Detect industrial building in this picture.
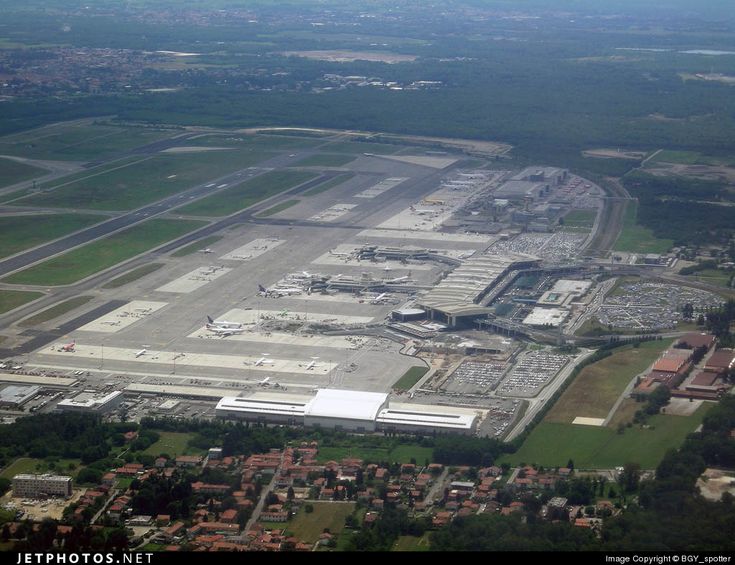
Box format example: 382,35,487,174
12,474,72,499
215,389,478,435
0,385,41,408
57,390,123,413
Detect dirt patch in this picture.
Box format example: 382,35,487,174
696,468,735,502
663,397,703,417
645,163,735,184
583,149,647,160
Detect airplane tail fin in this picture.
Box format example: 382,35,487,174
207,315,214,324
258,284,266,292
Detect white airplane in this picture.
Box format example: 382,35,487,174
257,377,270,385
208,327,245,337
272,287,303,296
329,249,351,257
60,340,75,352
206,316,242,329
135,349,148,358
370,293,389,304
254,356,274,366
385,275,411,284
198,248,214,254
300,357,320,370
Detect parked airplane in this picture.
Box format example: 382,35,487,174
208,327,245,337
370,293,389,304
135,349,147,358
254,356,274,367
206,316,242,329
198,248,214,254
300,357,320,371
258,284,302,297
385,275,411,284
329,249,351,257
60,340,75,352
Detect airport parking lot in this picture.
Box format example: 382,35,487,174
496,350,570,397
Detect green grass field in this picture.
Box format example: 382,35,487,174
502,404,711,469
0,457,82,479
302,173,355,196
688,269,733,288
392,366,429,391
257,199,301,217
545,340,673,424
0,157,46,188
647,150,730,167
3,219,205,286
270,502,355,543
0,290,43,314
142,432,204,457
0,214,105,259
316,445,433,465
18,296,93,327
102,263,164,289
0,123,175,161
170,235,223,257
614,201,673,254
179,170,317,216
192,133,322,150
393,534,431,552
20,150,273,210
294,154,356,167
561,209,596,230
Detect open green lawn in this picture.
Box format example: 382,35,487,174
179,170,317,216
647,150,730,167
170,235,223,257
19,150,273,210
0,290,43,314
0,123,175,161
561,209,596,230
3,219,205,286
281,502,355,543
0,214,105,259
102,263,164,289
614,201,673,254
545,340,673,424
1,457,82,479
502,403,712,469
19,296,93,327
294,154,356,167
317,445,433,465
688,269,733,288
0,157,46,188
257,199,301,217
393,534,431,552
302,173,355,196
142,432,203,457
392,366,429,391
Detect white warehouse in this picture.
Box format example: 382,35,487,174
216,389,478,435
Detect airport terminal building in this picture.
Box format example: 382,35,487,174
216,389,478,435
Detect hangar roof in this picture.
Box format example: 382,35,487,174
304,389,388,422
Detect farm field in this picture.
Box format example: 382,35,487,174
0,214,105,259
502,404,711,469
545,340,673,424
179,170,317,216
262,502,355,543
3,219,205,286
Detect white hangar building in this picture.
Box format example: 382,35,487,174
216,389,478,435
